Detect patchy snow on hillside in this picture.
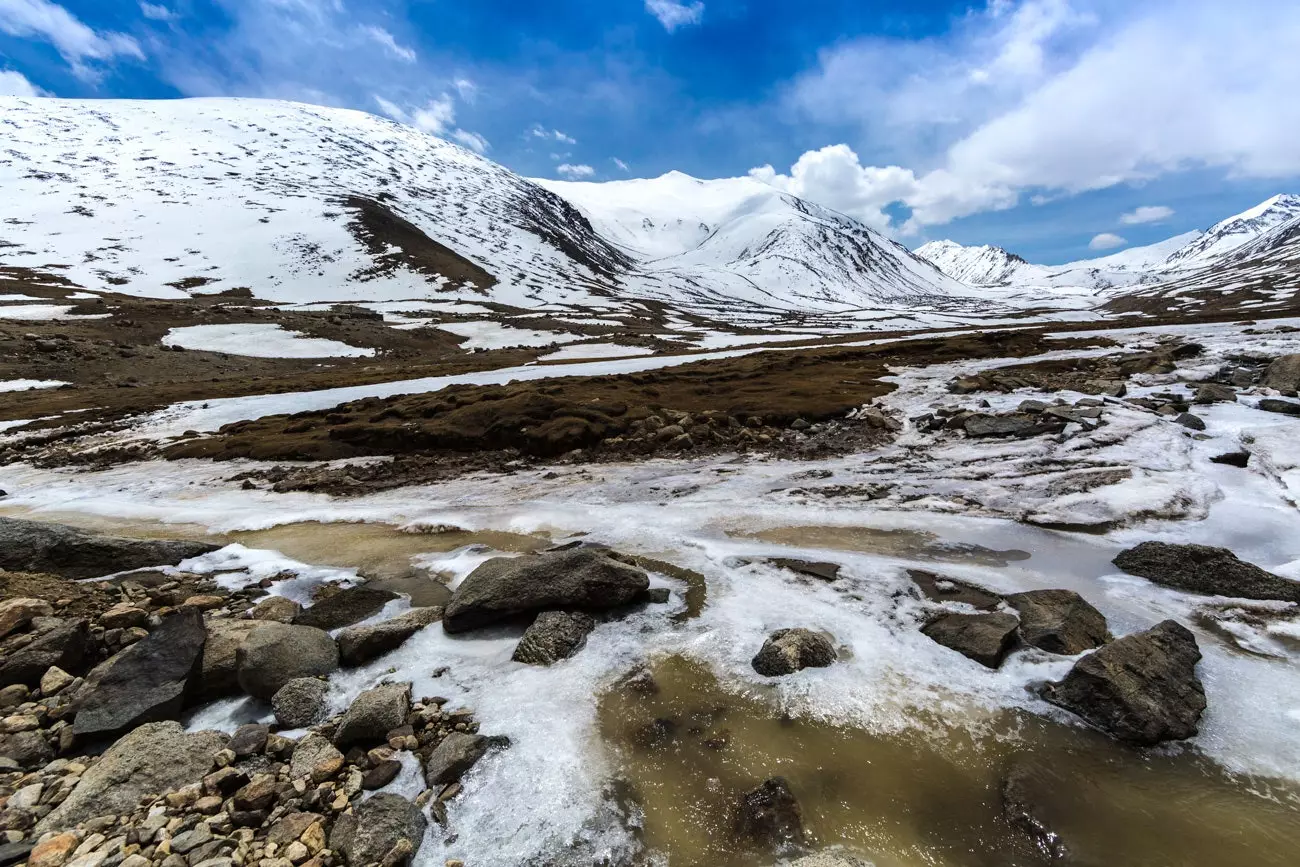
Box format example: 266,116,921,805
436,321,584,351
161,324,376,358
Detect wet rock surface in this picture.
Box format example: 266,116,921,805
329,793,426,867
294,585,399,631
235,622,340,700
271,677,329,729
1002,761,1070,862
751,628,837,676
922,612,1020,669
735,777,804,849
1114,542,1300,602
511,610,597,665
336,606,442,667
1045,620,1206,745
1004,589,1112,655
443,549,650,633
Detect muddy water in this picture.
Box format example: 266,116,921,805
737,525,1032,567
599,656,1300,867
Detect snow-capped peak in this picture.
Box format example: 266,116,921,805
1164,194,1300,268
914,241,1030,286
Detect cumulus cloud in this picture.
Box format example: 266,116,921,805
359,25,416,62
138,2,175,21
763,0,1300,233
410,95,456,134
1089,232,1126,250
452,129,490,153
1119,205,1174,225
645,0,704,32
750,145,925,232
0,0,144,79
0,67,48,96
557,163,595,179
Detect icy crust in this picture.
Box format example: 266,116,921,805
161,324,376,358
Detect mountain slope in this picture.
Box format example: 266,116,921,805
0,96,970,326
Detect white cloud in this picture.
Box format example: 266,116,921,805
557,163,595,179
765,0,1300,232
553,129,576,145
411,94,456,135
613,157,630,172
529,125,577,144
372,95,407,122
1089,232,1126,250
138,2,175,21
454,77,477,103
750,145,924,232
0,0,144,78
452,129,490,153
1119,205,1174,225
645,0,704,32
359,25,416,63
0,67,48,96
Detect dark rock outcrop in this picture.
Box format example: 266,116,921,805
751,628,837,676
295,585,399,630
1113,542,1300,602
767,559,841,582
909,570,1003,610
735,777,804,848
236,622,339,700
442,549,649,633
921,612,1019,668
1044,620,1206,745
1258,398,1300,417
72,608,207,740
0,517,218,580
512,611,596,665
337,606,442,667
1004,590,1112,655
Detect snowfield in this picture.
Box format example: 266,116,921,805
161,324,376,358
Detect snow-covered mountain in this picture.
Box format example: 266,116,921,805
536,172,970,308
0,96,967,324
916,195,1300,293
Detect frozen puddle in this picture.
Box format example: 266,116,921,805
3,450,1300,866
161,323,376,358
0,379,69,392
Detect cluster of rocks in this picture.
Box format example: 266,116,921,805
914,396,1114,439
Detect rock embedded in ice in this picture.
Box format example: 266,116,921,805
1113,542,1300,602
766,558,842,582
735,777,805,848
511,610,596,665
909,570,1003,610
1044,620,1205,746
295,585,399,630
1257,398,1300,417
1194,383,1237,404
751,628,837,676
72,607,206,740
333,682,412,747
1004,590,1112,655
1174,412,1207,431
441,549,649,633
423,731,491,786
329,792,427,867
0,516,219,580
236,622,339,700
922,612,1020,669
1262,353,1300,394
336,606,443,667
272,677,329,728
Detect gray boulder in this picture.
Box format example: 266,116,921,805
1113,542,1300,602
1258,398,1300,417
236,622,339,700
0,598,53,640
337,607,442,667
512,611,596,665
198,619,261,700
735,777,804,848
1044,620,1205,745
922,612,1019,669
1193,383,1236,404
1004,590,1112,655
443,549,649,633
72,608,207,740
295,585,399,630
424,731,490,786
333,682,411,747
272,677,329,729
329,793,426,867
751,628,836,676
249,596,301,624
1262,353,1300,394
0,517,218,579
964,414,1066,438
36,721,226,833
290,733,345,783
0,730,53,770
0,618,90,688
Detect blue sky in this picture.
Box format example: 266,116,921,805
2,0,1299,263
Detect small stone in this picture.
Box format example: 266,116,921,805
361,761,401,791
29,833,79,867
1174,412,1206,431
39,666,75,697
169,825,213,854
228,724,269,758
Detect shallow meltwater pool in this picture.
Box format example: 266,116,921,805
598,656,1300,867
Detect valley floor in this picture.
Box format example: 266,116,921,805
4,306,1300,867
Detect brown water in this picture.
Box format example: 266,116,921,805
737,525,1032,567
598,656,1300,867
